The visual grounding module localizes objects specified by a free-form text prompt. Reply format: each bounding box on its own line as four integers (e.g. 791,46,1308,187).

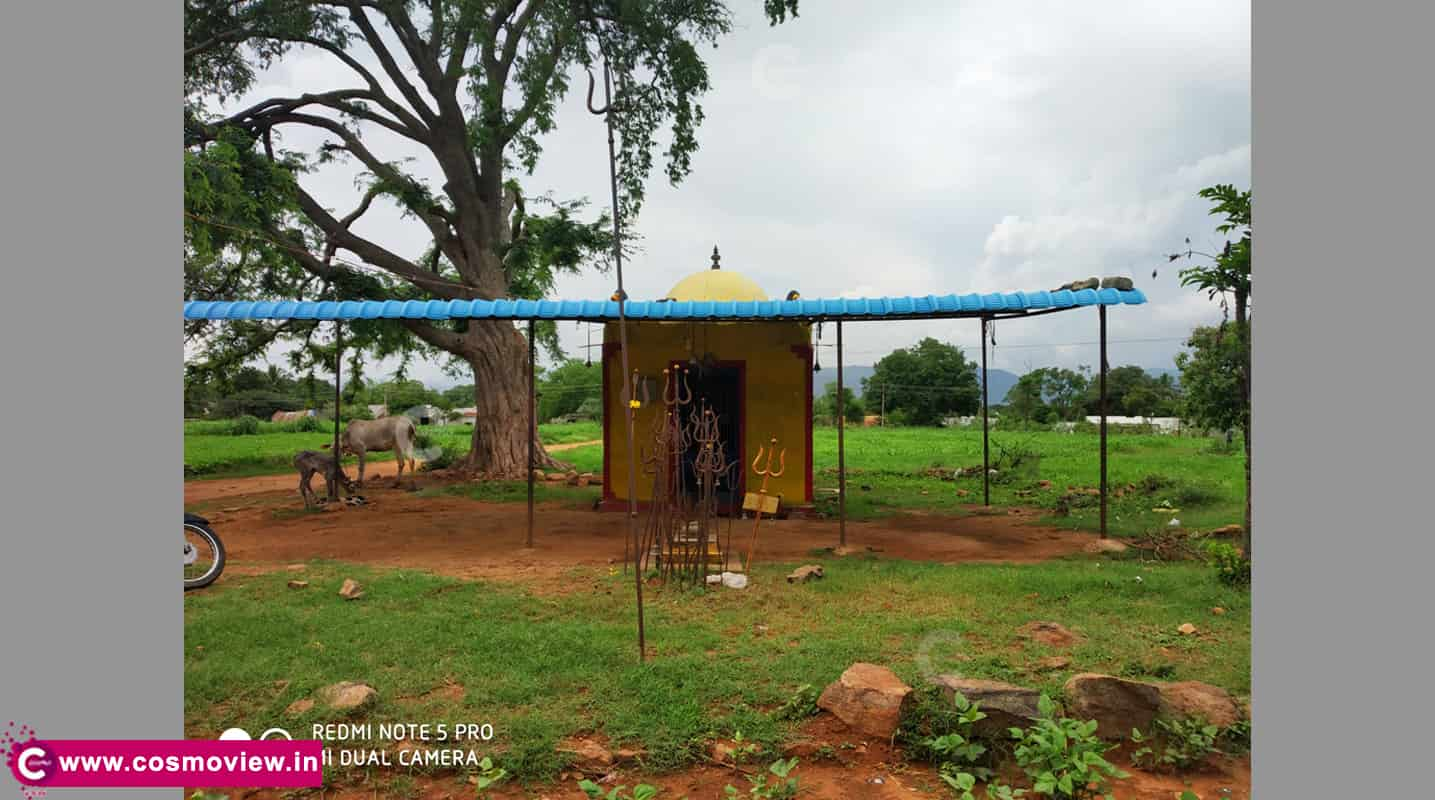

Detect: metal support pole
836,321,846,547
1099,305,1109,539
527,319,536,549
330,320,342,502
594,60,644,661
981,317,990,506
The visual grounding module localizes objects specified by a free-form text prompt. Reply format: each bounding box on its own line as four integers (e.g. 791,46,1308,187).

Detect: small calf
294,450,358,509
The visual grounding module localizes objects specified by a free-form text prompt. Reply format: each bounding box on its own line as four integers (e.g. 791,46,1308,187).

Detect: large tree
1170,184,1252,555
183,0,800,476
862,338,979,426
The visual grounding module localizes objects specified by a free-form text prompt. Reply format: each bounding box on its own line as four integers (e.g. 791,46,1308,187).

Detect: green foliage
230,415,261,435
923,693,995,784
539,360,602,423
1175,326,1245,434
1009,695,1127,800
864,338,980,426
212,390,302,420
183,0,803,400
1218,719,1251,754
473,755,509,798
577,779,658,800
725,757,799,799
813,382,864,425
1204,541,1251,587
939,770,1027,800
1082,367,1181,418
771,684,819,721
1006,367,1091,423
1131,717,1219,772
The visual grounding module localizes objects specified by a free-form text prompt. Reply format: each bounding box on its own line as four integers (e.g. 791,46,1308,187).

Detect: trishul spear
743,437,785,574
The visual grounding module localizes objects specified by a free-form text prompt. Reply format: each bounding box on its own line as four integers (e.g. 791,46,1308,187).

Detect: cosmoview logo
14,743,54,783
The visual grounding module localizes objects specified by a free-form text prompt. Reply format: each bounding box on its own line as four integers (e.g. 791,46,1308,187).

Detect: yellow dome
666,269,769,302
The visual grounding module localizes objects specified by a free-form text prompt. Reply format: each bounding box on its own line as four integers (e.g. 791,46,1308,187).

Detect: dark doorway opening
681,361,744,510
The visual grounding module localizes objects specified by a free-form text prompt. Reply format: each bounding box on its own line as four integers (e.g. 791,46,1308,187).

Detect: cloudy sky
220,0,1250,387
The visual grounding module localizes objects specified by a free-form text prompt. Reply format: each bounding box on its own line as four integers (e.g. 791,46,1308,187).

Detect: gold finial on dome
711,245,721,270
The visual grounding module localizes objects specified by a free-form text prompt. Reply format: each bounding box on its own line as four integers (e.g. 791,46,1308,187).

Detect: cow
293,450,358,509
323,415,419,490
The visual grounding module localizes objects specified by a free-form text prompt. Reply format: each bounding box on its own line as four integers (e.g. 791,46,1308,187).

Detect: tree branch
342,1,439,126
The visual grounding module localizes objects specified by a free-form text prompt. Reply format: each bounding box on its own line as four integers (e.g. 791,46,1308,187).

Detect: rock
339,578,364,600
576,474,592,487
545,471,566,482
817,663,913,739
1177,623,1198,636
284,698,314,716
1157,682,1243,728
315,681,378,712
929,676,1041,737
558,737,613,772
1017,621,1081,648
1211,607,1226,616
956,489,970,498
1038,480,1052,489
1207,524,1244,538
834,545,862,557
1064,673,1161,739
287,580,309,589
783,739,822,758
1084,539,1128,554
1034,656,1072,672
787,565,825,583
709,741,736,764
531,469,545,481
1100,276,1135,291
613,746,645,765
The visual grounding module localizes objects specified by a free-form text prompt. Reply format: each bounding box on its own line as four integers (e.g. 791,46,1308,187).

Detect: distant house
271,409,317,422
367,404,389,419
1083,415,1184,434
403,404,451,425
454,407,478,425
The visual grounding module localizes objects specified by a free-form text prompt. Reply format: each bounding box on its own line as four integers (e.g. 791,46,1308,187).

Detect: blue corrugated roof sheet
183,288,1146,322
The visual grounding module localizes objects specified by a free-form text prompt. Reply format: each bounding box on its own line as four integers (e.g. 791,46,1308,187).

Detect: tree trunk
1235,289,1251,558
458,320,564,477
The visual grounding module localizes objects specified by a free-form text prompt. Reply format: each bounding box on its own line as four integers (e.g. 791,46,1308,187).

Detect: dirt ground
186,468,1098,586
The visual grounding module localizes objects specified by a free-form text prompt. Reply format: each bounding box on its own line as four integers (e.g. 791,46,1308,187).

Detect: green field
187,420,1243,537
185,556,1250,786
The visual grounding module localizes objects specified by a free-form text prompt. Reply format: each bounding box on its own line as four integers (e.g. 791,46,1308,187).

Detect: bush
291,414,322,433
1204,541,1250,587
1131,716,1219,772
230,415,261,436
1009,695,1127,799
212,390,302,420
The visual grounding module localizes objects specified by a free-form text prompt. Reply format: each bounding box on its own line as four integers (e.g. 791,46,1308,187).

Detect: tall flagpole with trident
743,437,786,574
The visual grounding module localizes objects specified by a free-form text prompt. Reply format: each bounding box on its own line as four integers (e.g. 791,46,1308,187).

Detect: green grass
185,421,598,480
811,426,1243,536
186,557,1249,783
185,420,1244,537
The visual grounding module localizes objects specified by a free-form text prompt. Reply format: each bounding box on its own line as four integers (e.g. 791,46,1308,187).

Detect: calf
294,450,358,509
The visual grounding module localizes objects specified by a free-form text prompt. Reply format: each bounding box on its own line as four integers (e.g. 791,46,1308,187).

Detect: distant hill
812,366,1173,404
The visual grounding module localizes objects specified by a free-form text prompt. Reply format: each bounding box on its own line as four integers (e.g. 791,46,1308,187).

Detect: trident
743,437,786,574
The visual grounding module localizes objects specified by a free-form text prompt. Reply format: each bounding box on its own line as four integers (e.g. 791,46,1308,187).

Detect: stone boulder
787,565,825,583
315,681,377,712
817,663,913,739
557,737,612,773
1018,621,1081,648
1157,681,1243,728
1063,673,1161,739
339,578,364,600
929,676,1041,737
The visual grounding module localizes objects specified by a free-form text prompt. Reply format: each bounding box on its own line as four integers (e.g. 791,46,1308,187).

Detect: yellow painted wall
603,321,811,505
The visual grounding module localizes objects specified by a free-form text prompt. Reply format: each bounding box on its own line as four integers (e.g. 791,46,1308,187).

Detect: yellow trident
742,437,786,573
